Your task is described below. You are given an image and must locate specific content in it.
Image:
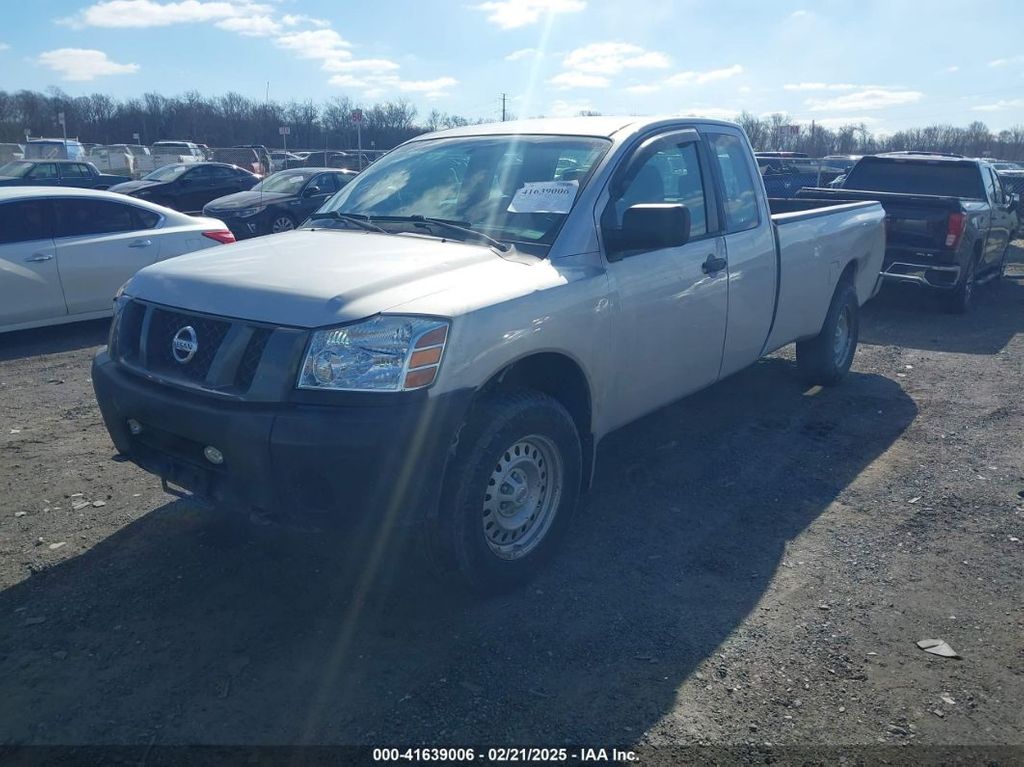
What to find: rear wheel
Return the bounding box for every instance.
[946,253,977,314]
[428,390,581,594]
[796,280,859,386]
[269,214,297,234]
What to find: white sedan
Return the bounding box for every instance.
[1,187,235,333]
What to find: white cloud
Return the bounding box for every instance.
[474,0,585,29]
[329,73,458,99]
[625,84,660,95]
[944,65,959,73]
[323,58,401,73]
[806,88,923,111]
[274,28,351,62]
[790,9,808,17]
[62,0,271,28]
[989,56,1024,67]
[548,99,595,117]
[0,42,9,52]
[971,98,1024,112]
[505,47,537,61]
[549,71,610,89]
[36,48,139,81]
[215,15,278,36]
[783,82,861,91]
[562,42,670,75]
[738,85,752,93]
[281,13,329,28]
[680,107,739,120]
[667,64,743,86]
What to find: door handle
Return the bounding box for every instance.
[702,254,728,274]
[26,253,54,262]
[128,239,152,248]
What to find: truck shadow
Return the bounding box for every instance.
[0,359,915,745]
[859,269,1024,355]
[0,318,109,363]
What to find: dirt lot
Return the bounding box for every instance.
[1,248,1022,759]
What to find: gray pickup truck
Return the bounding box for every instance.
[92,117,885,592]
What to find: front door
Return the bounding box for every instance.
[0,199,65,327]
[602,129,729,429]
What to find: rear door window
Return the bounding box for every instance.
[0,200,52,243]
[55,199,138,237]
[27,163,59,181]
[61,164,92,179]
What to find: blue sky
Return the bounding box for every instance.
[2,0,1023,133]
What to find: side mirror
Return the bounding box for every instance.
[615,204,691,253]
[303,185,321,197]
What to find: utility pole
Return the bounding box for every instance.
[501,93,507,122]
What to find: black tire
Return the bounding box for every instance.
[795,280,859,386]
[946,252,977,314]
[269,213,297,234]
[429,389,582,594]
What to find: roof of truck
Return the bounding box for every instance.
[415,115,741,141]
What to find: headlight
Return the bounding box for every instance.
[298,316,449,392]
[236,206,266,218]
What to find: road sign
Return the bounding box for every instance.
[351,109,363,124]
[132,132,140,142]
[278,126,291,135]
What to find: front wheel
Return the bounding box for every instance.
[796,281,859,386]
[269,213,297,234]
[429,390,582,594]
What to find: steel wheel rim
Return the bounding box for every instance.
[833,305,852,367]
[482,434,563,560]
[271,216,295,233]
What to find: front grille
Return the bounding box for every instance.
[147,308,231,382]
[116,300,278,395]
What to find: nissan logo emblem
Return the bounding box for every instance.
[172,326,198,364]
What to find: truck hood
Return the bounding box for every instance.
[126,229,534,327]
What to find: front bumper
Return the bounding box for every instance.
[92,350,473,527]
[205,211,268,240]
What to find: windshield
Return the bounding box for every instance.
[844,160,985,199]
[256,170,313,194]
[143,164,189,182]
[315,135,609,248]
[0,161,32,177]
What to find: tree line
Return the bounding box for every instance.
[1,88,1023,160]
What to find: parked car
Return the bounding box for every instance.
[151,141,204,159]
[23,138,87,161]
[108,162,260,213]
[798,154,1017,312]
[91,116,885,592]
[269,151,304,171]
[302,151,359,170]
[210,146,271,176]
[0,160,131,189]
[0,187,234,334]
[88,144,153,177]
[203,167,357,238]
[0,143,24,163]
[989,161,1024,172]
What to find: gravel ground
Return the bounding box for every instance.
[0,246,1022,759]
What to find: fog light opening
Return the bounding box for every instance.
[204,446,224,465]
[127,418,143,435]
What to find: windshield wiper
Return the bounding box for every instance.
[370,215,511,251]
[306,211,388,233]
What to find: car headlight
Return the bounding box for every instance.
[298,316,449,392]
[236,206,266,218]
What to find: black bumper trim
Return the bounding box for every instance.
[92,350,474,527]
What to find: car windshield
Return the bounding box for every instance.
[143,164,189,182]
[0,161,32,177]
[256,171,313,194]
[315,135,609,248]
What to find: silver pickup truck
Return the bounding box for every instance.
[92,117,885,592]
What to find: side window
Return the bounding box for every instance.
[609,141,709,239]
[187,166,212,181]
[132,207,161,230]
[28,163,58,180]
[987,168,1003,204]
[708,133,760,232]
[0,200,51,244]
[982,167,997,202]
[56,199,137,238]
[62,164,91,179]
[312,174,338,194]
[335,173,354,189]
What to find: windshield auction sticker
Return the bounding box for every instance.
[507,180,579,214]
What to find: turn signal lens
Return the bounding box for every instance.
[409,347,442,368]
[403,367,438,389]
